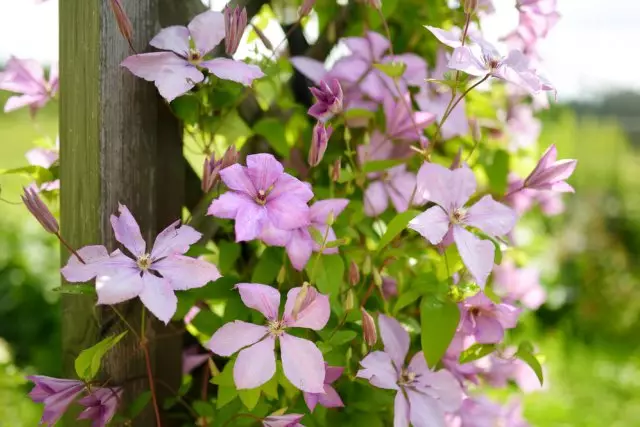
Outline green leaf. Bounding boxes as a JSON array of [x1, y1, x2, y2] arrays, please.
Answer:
[[362, 159, 405, 174], [393, 289, 422, 313], [316, 341, 333, 354], [192, 400, 216, 417], [216, 386, 238, 409], [516, 344, 544, 385], [238, 387, 261, 410], [309, 226, 325, 245], [212, 360, 235, 386], [52, 284, 96, 295], [373, 62, 407, 78], [74, 331, 127, 381], [128, 391, 151, 419], [420, 296, 460, 368], [459, 343, 496, 364], [170, 95, 200, 124], [377, 210, 421, 251], [261, 375, 279, 400], [251, 247, 283, 284], [338, 167, 355, 183], [484, 149, 509, 195], [307, 254, 345, 296], [329, 330, 357, 346], [343, 108, 376, 122], [253, 118, 289, 158], [218, 240, 241, 274]]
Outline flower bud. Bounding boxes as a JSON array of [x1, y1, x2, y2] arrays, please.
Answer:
[[450, 148, 463, 170], [224, 6, 248, 56], [349, 261, 360, 286], [201, 156, 218, 193], [372, 268, 383, 288], [220, 145, 238, 170], [361, 308, 377, 347], [291, 282, 318, 320], [382, 276, 398, 300], [362, 255, 372, 275], [308, 122, 333, 167], [464, 0, 478, 13], [251, 23, 273, 51], [344, 289, 355, 311], [308, 79, 343, 122], [21, 187, 59, 234], [109, 0, 134, 50], [367, 0, 382, 9], [299, 0, 316, 18], [330, 158, 341, 182]]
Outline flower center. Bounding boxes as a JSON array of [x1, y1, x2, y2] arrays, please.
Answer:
[[483, 54, 502, 72], [136, 253, 152, 271], [450, 208, 466, 224], [254, 189, 268, 205], [188, 49, 202, 65], [398, 369, 417, 386], [267, 319, 286, 336]]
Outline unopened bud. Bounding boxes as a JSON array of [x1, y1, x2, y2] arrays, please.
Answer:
[[308, 122, 332, 167], [277, 265, 287, 285], [325, 210, 335, 226], [464, 0, 478, 14], [361, 308, 377, 347], [220, 145, 238, 169], [109, 0, 135, 51], [330, 158, 341, 182], [382, 276, 398, 300], [21, 187, 59, 234], [349, 261, 360, 286], [372, 269, 383, 288], [251, 23, 273, 51], [450, 148, 463, 170], [224, 6, 247, 56], [292, 282, 318, 320], [362, 256, 372, 275], [344, 289, 355, 311], [201, 156, 218, 193], [298, 0, 316, 18], [471, 118, 482, 143]]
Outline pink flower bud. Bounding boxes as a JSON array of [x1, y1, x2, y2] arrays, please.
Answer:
[[464, 0, 478, 13], [523, 144, 577, 193], [224, 6, 247, 56], [299, 0, 317, 18], [308, 79, 343, 122], [109, 0, 134, 50], [202, 146, 238, 193], [361, 308, 377, 347], [331, 158, 341, 182], [308, 122, 332, 167], [21, 187, 59, 234], [349, 261, 360, 286], [291, 283, 318, 321]]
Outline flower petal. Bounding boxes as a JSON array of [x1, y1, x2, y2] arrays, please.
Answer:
[[285, 229, 314, 271], [474, 315, 505, 344], [378, 314, 410, 370], [207, 192, 254, 219], [416, 162, 476, 212], [449, 46, 488, 77], [201, 58, 264, 86], [453, 226, 495, 287], [409, 206, 450, 245], [364, 180, 389, 217], [290, 56, 327, 84], [151, 221, 202, 259], [406, 389, 446, 427], [245, 153, 284, 191], [234, 336, 277, 389], [304, 391, 320, 412], [153, 255, 221, 290], [309, 199, 349, 225], [150, 26, 190, 56], [153, 64, 204, 102], [219, 164, 256, 196], [357, 351, 400, 390], [282, 286, 330, 330], [465, 195, 517, 237], [139, 274, 178, 324], [235, 283, 281, 320], [324, 366, 344, 384], [61, 245, 110, 282], [235, 202, 268, 242], [188, 11, 225, 55], [269, 173, 314, 203], [266, 196, 310, 230], [208, 321, 269, 356], [317, 384, 344, 408], [96, 266, 144, 305], [280, 333, 326, 393], [110, 204, 146, 257], [425, 25, 463, 48], [394, 391, 411, 427]]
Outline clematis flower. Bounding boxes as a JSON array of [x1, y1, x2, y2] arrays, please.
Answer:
[[308, 122, 333, 167], [208, 284, 330, 393], [504, 0, 560, 55], [506, 104, 541, 152], [77, 387, 122, 427], [425, 26, 555, 96], [453, 397, 530, 427], [0, 56, 58, 114], [26, 375, 85, 426], [492, 260, 546, 309], [459, 292, 521, 344], [263, 413, 305, 427], [308, 79, 343, 122], [182, 346, 211, 374], [522, 144, 577, 192], [383, 93, 435, 144], [475, 349, 544, 393], [207, 153, 314, 242], [409, 163, 517, 286], [303, 364, 344, 411], [357, 315, 463, 427], [61, 204, 221, 323], [504, 174, 564, 217], [25, 138, 60, 192], [121, 10, 263, 102], [382, 276, 399, 300]]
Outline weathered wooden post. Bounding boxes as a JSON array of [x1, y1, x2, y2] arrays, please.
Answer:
[[60, 0, 184, 424]]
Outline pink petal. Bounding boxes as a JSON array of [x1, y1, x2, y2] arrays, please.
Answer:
[[280, 333, 326, 393], [386, 168, 417, 213], [4, 94, 44, 112], [234, 336, 277, 389], [201, 58, 264, 86], [425, 25, 463, 48], [364, 180, 389, 216], [269, 173, 314, 203], [317, 384, 344, 408], [207, 192, 254, 219], [393, 53, 428, 86], [311, 224, 339, 254], [219, 164, 256, 196], [285, 229, 314, 271], [151, 221, 201, 259], [188, 11, 225, 55], [394, 391, 411, 427], [357, 351, 400, 390], [110, 204, 146, 257], [329, 56, 369, 84], [153, 255, 221, 290], [61, 245, 110, 282], [139, 274, 178, 324], [304, 390, 320, 412], [406, 389, 446, 427], [309, 199, 349, 225], [26, 147, 58, 169], [360, 71, 388, 102], [407, 351, 430, 377], [95, 266, 144, 305], [208, 321, 269, 356], [378, 314, 410, 369], [153, 64, 204, 102], [420, 370, 463, 413], [409, 206, 450, 245], [282, 287, 330, 330], [366, 31, 391, 60], [235, 202, 268, 242], [474, 315, 505, 344], [150, 26, 190, 56], [324, 366, 344, 384], [246, 154, 284, 192], [235, 283, 281, 320], [121, 51, 182, 80], [416, 163, 476, 212], [449, 46, 488, 77], [259, 220, 292, 246], [266, 196, 310, 230], [290, 56, 327, 84], [464, 195, 517, 237], [453, 226, 495, 287]]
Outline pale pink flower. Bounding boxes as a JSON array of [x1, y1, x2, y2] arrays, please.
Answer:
[[523, 144, 577, 192], [308, 79, 343, 122], [263, 413, 305, 427], [493, 260, 546, 310], [0, 57, 58, 114], [182, 346, 210, 374], [303, 364, 344, 411], [459, 292, 521, 344], [61, 204, 221, 323], [453, 397, 530, 427], [506, 104, 541, 152], [208, 284, 330, 393], [383, 93, 435, 144], [27, 375, 85, 426], [77, 387, 123, 427]]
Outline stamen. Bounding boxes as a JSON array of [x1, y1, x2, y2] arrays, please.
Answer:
[[136, 253, 152, 271]]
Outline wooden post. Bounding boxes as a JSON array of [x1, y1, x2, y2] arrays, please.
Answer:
[[60, 0, 183, 424]]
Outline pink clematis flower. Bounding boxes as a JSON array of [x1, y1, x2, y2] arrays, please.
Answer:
[[506, 104, 541, 152], [505, 0, 560, 56], [207, 153, 314, 242], [425, 26, 555, 96], [451, 397, 530, 427], [383, 93, 436, 144], [493, 260, 546, 309], [61, 204, 221, 324], [0, 57, 58, 114], [475, 349, 544, 393], [459, 292, 521, 344], [26, 375, 85, 426], [208, 284, 330, 393], [25, 138, 60, 192], [441, 332, 483, 386], [505, 174, 565, 217], [308, 79, 343, 122], [263, 413, 305, 427], [409, 163, 517, 286], [121, 10, 263, 102], [522, 144, 577, 192], [303, 364, 344, 411], [77, 387, 123, 427], [357, 315, 463, 427], [182, 345, 211, 374]]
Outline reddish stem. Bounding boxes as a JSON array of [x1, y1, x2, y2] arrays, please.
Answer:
[[142, 341, 163, 427]]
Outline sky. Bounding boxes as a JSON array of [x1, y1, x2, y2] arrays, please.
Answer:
[[0, 0, 638, 101]]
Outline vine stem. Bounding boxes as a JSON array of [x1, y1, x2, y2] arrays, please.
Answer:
[[140, 308, 163, 427], [56, 232, 86, 264]]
